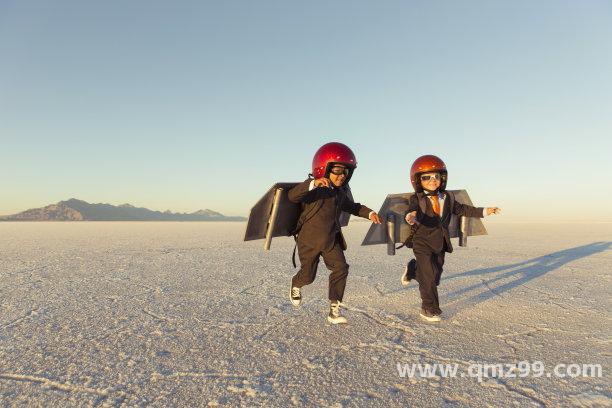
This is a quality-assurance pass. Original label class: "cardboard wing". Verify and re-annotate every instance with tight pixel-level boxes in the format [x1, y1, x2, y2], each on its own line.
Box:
[361, 190, 487, 254]
[244, 182, 353, 249]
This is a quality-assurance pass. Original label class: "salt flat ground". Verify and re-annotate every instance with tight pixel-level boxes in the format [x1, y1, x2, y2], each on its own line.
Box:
[0, 222, 610, 407]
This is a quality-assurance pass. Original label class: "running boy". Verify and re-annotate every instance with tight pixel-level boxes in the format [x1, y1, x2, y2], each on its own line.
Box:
[401, 155, 501, 322]
[288, 142, 381, 324]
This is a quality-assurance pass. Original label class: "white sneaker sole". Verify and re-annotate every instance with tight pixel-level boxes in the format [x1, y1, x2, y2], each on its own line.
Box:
[419, 313, 441, 322]
[327, 316, 348, 324]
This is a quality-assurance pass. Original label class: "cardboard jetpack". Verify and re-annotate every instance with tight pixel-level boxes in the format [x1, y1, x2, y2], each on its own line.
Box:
[244, 182, 353, 250]
[361, 190, 487, 255]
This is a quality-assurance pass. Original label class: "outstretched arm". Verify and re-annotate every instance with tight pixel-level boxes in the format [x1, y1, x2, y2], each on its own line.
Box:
[341, 199, 381, 224]
[453, 200, 486, 218]
[453, 198, 502, 218]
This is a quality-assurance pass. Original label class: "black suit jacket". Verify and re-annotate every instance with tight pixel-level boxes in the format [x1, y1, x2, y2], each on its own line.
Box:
[288, 179, 373, 252]
[408, 192, 484, 254]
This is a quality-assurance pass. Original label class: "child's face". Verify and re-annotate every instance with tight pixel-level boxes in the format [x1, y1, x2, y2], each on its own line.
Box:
[329, 164, 349, 187]
[420, 172, 441, 192]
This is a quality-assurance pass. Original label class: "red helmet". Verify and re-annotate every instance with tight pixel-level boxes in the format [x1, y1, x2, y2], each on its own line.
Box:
[410, 154, 448, 192]
[311, 142, 357, 182]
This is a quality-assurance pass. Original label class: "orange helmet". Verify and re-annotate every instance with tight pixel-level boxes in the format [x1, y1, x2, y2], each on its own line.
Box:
[311, 142, 357, 182]
[410, 154, 448, 192]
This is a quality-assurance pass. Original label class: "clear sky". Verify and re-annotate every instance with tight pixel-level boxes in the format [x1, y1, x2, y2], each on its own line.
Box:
[1, 0, 611, 221]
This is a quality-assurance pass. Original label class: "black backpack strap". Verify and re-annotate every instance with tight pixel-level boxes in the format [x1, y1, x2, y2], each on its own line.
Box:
[398, 222, 419, 250]
[292, 235, 298, 268]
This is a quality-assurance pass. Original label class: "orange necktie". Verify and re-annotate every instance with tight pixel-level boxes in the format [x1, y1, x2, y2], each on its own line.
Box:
[430, 195, 441, 216]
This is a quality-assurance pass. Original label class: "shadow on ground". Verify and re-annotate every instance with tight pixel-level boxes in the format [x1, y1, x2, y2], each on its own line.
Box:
[443, 242, 610, 314]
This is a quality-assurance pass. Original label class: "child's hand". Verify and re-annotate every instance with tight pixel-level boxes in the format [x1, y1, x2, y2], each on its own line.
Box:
[369, 212, 381, 224]
[486, 207, 501, 216]
[405, 211, 417, 225]
[313, 178, 333, 188]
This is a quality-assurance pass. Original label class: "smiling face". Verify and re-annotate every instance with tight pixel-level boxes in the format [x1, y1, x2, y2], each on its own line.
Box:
[329, 164, 349, 187]
[420, 172, 441, 192]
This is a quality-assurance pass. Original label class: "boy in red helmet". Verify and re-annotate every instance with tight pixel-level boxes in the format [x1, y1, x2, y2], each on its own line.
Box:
[288, 142, 381, 324]
[401, 155, 501, 322]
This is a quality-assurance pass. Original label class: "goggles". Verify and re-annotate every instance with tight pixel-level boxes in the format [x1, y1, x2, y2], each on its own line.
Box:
[330, 166, 350, 176]
[420, 173, 441, 181]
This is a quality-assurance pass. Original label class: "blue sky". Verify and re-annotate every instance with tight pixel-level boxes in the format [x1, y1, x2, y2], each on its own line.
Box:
[1, 1, 610, 220]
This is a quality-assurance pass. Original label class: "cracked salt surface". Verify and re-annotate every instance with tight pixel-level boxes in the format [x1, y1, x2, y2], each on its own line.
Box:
[0, 222, 610, 406]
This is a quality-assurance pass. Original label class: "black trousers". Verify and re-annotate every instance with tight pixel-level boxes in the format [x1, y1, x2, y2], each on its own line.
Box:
[413, 247, 445, 314]
[292, 235, 349, 302]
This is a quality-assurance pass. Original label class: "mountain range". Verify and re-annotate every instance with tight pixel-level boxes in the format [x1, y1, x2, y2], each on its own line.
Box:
[0, 199, 245, 221]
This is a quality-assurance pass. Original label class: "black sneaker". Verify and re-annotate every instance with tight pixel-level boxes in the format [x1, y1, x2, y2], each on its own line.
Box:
[401, 259, 417, 287]
[419, 309, 441, 322]
[290, 286, 302, 306]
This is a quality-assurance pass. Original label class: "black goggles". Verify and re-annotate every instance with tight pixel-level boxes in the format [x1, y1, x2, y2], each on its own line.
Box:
[330, 166, 350, 176]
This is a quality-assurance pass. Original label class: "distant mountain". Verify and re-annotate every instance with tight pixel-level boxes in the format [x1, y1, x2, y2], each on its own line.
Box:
[0, 199, 245, 221]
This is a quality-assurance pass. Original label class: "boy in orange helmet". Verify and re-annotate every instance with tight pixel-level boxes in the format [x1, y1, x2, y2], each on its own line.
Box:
[401, 155, 501, 322]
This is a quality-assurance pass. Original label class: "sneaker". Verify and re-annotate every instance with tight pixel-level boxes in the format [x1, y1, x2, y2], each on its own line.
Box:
[419, 309, 441, 322]
[401, 259, 417, 287]
[327, 301, 348, 324]
[290, 286, 302, 306]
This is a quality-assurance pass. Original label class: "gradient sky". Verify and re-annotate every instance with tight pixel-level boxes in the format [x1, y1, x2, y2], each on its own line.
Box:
[1, 0, 611, 221]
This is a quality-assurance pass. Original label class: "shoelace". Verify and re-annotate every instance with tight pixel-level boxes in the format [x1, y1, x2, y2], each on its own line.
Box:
[291, 288, 300, 298]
